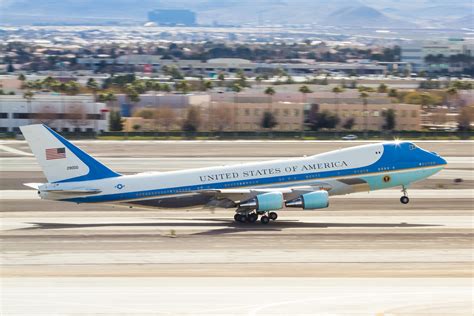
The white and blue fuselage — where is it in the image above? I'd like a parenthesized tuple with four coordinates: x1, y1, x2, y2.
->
(19, 125, 447, 221)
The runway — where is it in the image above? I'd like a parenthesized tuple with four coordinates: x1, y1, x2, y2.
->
(1, 140, 473, 315)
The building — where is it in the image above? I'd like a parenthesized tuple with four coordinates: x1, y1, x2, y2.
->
(77, 56, 388, 75)
(0, 95, 108, 133)
(148, 9, 196, 26)
(116, 93, 210, 117)
(210, 101, 304, 132)
(402, 39, 474, 71)
(313, 102, 421, 131)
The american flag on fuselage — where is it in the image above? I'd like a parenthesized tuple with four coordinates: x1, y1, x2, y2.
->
(45, 147, 66, 160)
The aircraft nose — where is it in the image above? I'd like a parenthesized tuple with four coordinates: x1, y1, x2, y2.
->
(431, 152, 447, 167)
(439, 156, 447, 167)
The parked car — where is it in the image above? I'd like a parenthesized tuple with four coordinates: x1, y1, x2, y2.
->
(342, 134, 358, 140)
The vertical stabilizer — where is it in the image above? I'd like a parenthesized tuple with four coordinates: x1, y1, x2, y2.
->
(20, 124, 120, 183)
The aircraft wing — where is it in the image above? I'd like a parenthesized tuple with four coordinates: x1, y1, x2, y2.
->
(119, 177, 369, 210)
(120, 185, 332, 210)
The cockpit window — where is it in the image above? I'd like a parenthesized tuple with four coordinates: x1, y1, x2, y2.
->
(409, 144, 417, 150)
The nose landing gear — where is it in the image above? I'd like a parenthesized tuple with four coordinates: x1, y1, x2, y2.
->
(400, 186, 410, 204)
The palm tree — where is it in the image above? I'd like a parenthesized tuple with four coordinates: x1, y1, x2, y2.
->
(218, 73, 226, 87)
(23, 91, 35, 124)
(264, 87, 276, 112)
(86, 78, 99, 101)
(298, 86, 313, 133)
(231, 83, 242, 131)
(162, 84, 171, 93)
(202, 80, 213, 92)
(332, 86, 344, 131)
(124, 84, 140, 117)
(359, 92, 369, 139)
(176, 80, 190, 94)
(446, 87, 458, 108)
(299, 85, 313, 103)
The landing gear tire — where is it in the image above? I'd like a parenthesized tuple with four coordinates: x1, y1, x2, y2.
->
(269, 212, 278, 221)
(236, 214, 247, 223)
(234, 214, 240, 222)
(260, 216, 270, 225)
(400, 196, 410, 204)
(248, 213, 258, 223)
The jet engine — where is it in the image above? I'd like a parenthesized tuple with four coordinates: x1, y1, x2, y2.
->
(285, 191, 329, 210)
(239, 192, 284, 211)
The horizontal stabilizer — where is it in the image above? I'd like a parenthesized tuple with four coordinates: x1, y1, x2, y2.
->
(23, 183, 43, 190)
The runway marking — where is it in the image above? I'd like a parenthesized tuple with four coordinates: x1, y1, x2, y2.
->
(246, 291, 466, 316)
(0, 144, 33, 156)
(0, 190, 39, 199)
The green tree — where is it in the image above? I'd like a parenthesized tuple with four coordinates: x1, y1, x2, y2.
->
(388, 88, 398, 98)
(86, 78, 99, 91)
(457, 107, 472, 131)
(231, 84, 243, 130)
(332, 86, 344, 125)
(218, 73, 226, 87)
(264, 87, 276, 111)
(358, 86, 375, 93)
(403, 92, 439, 108)
(162, 65, 184, 80)
(182, 106, 201, 132)
(342, 118, 355, 130)
(309, 110, 340, 131)
(175, 80, 190, 94)
(162, 84, 172, 93)
(7, 62, 15, 73)
(359, 92, 369, 137)
(18, 74, 26, 81)
(261, 111, 278, 129)
(64, 81, 81, 95)
(201, 80, 213, 91)
(299, 85, 313, 103)
(23, 90, 35, 123)
(86, 78, 99, 101)
(446, 87, 458, 107)
(377, 83, 388, 93)
(382, 109, 396, 130)
(109, 111, 124, 131)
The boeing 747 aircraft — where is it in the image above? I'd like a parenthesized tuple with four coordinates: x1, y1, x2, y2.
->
(21, 124, 447, 224)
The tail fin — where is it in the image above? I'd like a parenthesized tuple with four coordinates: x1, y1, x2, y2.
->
(20, 124, 120, 183)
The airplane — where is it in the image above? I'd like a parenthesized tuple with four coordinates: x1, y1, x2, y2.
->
(20, 124, 447, 224)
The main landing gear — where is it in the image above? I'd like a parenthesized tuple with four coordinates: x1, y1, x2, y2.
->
(400, 185, 410, 204)
(234, 211, 278, 224)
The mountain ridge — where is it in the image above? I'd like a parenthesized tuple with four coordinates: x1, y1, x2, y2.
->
(0, 0, 471, 27)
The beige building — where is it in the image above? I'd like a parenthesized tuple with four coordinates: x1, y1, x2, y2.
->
(209, 101, 304, 131)
(316, 102, 422, 131)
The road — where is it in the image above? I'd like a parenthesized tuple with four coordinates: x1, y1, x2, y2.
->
(1, 140, 473, 315)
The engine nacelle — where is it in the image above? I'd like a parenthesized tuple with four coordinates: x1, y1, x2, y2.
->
(239, 192, 284, 212)
(286, 191, 329, 210)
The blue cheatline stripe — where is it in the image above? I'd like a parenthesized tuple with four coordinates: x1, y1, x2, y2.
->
(62, 163, 445, 204)
(59, 141, 446, 204)
(43, 125, 121, 183)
